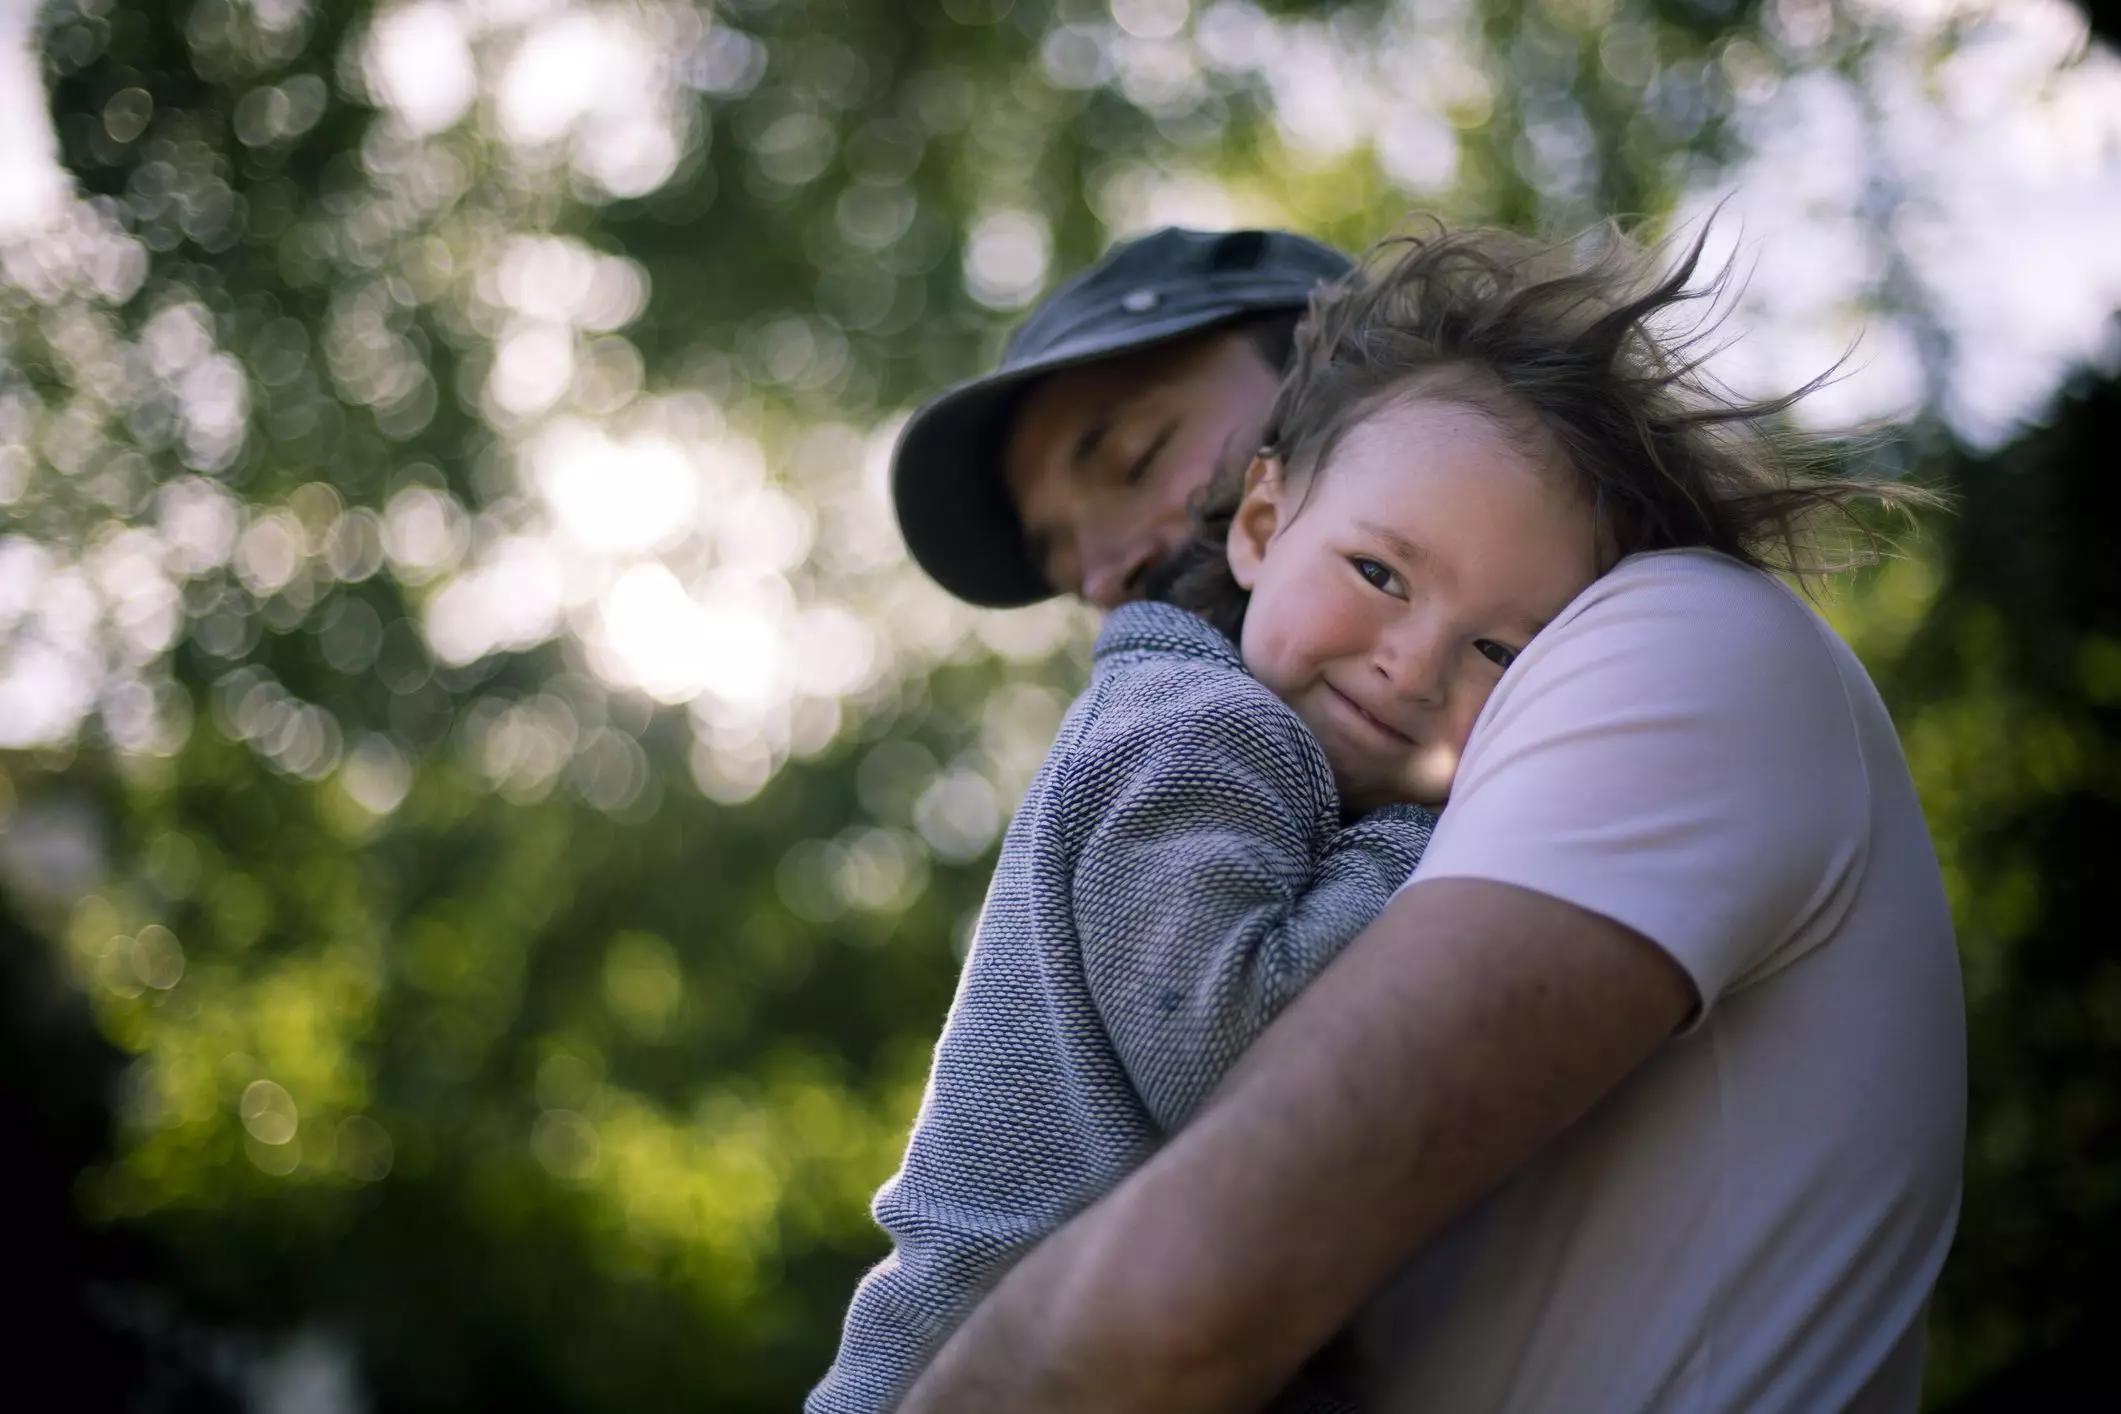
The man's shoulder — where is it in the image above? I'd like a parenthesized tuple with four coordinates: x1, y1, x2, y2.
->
(1573, 548, 1812, 626)
(1436, 564, 1885, 1019)
(1531, 549, 1845, 696)
(1466, 548, 1869, 801)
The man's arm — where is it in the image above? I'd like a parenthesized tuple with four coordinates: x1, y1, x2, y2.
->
(897, 877, 1693, 1413)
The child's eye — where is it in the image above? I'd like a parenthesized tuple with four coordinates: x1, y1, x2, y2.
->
(1351, 557, 1401, 594)
(1475, 639, 1519, 670)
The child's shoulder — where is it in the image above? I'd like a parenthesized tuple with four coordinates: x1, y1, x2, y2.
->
(1069, 601, 1320, 766)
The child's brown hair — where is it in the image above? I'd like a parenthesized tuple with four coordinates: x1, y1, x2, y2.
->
(1160, 220, 1938, 638)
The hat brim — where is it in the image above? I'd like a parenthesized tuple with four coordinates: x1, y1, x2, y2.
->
(891, 304, 1299, 609)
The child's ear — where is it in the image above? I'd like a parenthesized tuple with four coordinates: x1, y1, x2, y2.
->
(1226, 454, 1286, 592)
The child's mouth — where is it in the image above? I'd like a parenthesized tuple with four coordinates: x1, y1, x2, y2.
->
(1325, 683, 1416, 747)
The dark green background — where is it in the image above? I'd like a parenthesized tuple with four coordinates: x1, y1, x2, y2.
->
(2, 1, 2115, 1408)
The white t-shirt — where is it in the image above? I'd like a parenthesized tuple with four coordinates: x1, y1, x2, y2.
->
(1354, 549, 1966, 1413)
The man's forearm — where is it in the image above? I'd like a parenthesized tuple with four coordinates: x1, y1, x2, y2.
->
(896, 879, 1694, 1413)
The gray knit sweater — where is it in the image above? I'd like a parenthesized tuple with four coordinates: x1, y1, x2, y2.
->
(809, 600, 1435, 1413)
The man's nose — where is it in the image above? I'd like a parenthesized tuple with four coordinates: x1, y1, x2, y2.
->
(1080, 535, 1163, 609)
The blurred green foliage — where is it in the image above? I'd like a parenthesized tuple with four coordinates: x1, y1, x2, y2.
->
(1, 1, 2115, 1410)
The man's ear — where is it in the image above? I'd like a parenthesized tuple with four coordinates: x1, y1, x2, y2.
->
(1226, 454, 1286, 592)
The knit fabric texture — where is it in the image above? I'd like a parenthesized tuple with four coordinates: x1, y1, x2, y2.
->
(808, 600, 1435, 1413)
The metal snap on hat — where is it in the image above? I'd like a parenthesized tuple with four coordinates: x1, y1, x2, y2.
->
(892, 226, 1353, 608)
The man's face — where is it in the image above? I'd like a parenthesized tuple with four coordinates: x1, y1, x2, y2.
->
(1002, 328, 1282, 609)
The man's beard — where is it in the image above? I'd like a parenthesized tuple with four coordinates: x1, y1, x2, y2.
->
(1138, 545, 1196, 604)
(1140, 425, 1261, 604)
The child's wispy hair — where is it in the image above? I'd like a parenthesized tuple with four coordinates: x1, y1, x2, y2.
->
(1163, 218, 1941, 637)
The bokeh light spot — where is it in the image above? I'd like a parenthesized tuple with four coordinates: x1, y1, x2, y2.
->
(240, 1078, 299, 1146)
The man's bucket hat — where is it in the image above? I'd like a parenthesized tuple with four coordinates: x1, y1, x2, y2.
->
(892, 226, 1353, 608)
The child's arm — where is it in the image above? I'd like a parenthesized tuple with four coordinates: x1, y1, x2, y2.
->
(1069, 700, 1433, 1134)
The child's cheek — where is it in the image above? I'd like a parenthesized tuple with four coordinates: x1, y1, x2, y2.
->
(1238, 598, 1302, 694)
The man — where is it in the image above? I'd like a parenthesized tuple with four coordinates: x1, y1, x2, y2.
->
(884, 227, 1966, 1412)
(893, 227, 1349, 611)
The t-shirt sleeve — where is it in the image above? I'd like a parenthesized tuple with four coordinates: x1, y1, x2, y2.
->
(1411, 553, 1872, 1017)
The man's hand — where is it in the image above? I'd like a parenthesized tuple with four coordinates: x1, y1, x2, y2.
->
(895, 877, 1694, 1414)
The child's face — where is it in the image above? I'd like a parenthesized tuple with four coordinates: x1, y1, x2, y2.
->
(1228, 396, 1600, 810)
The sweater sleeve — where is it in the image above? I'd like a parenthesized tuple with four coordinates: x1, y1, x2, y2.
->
(1068, 695, 1434, 1134)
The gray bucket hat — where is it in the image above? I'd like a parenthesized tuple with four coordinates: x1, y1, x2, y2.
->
(892, 226, 1353, 608)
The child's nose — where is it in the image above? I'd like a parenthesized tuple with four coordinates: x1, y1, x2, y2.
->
(1372, 623, 1449, 705)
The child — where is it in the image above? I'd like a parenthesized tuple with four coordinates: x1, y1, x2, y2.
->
(809, 223, 1913, 1413)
